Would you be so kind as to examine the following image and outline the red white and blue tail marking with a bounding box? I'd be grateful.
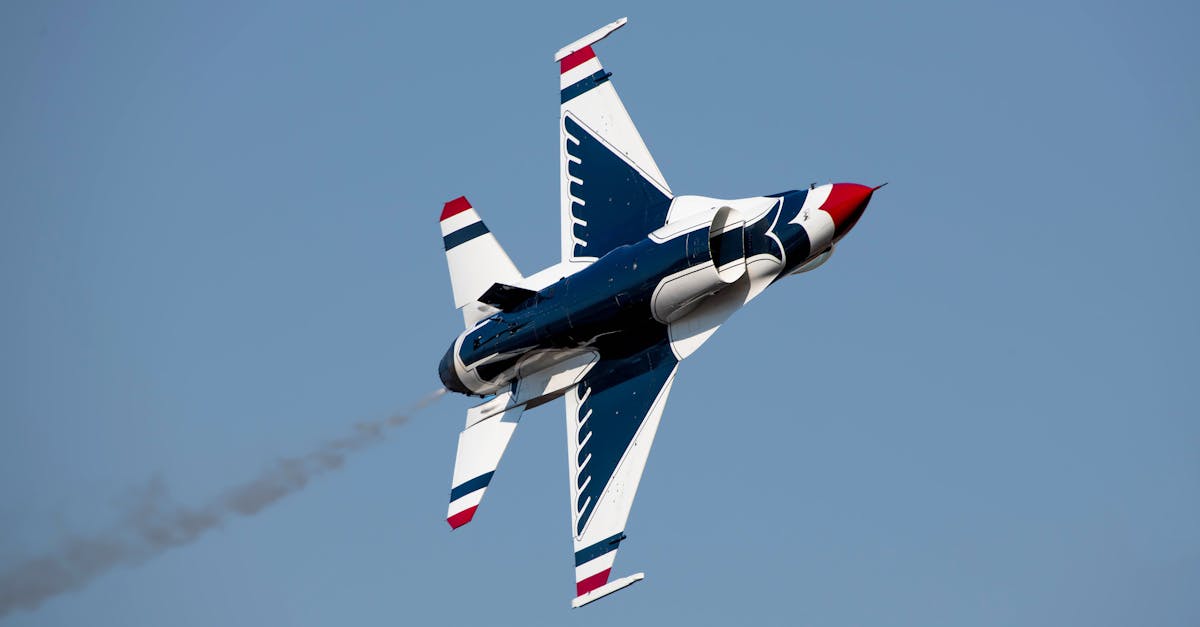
[439,196,523,326]
[559,46,606,103]
[440,197,488,248]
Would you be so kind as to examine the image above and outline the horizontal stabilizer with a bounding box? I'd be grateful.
[571,573,644,608]
[447,393,524,529]
[439,196,523,326]
[477,282,538,312]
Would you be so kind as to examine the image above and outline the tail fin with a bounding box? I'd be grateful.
[440,197,523,326]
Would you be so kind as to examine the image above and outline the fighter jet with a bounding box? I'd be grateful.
[437,17,880,607]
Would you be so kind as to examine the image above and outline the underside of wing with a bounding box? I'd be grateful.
[562,116,672,264]
[564,336,678,606]
[558,18,673,274]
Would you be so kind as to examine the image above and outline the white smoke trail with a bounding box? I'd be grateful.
[0,388,446,619]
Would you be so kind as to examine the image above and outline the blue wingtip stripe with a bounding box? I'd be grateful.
[560,70,611,104]
[574,531,626,566]
[443,222,490,251]
[449,471,494,502]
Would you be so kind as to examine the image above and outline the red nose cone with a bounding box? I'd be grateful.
[822,183,875,238]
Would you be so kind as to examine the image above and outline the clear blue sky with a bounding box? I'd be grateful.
[2,1,1197,625]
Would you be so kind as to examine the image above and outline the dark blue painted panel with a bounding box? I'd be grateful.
[455,224,706,371]
[442,221,490,251]
[572,338,676,535]
[769,191,815,277]
[574,531,626,566]
[560,70,611,104]
[564,115,672,261]
[450,471,494,501]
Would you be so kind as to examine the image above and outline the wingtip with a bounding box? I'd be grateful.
[554,17,630,62]
[447,505,478,529]
[571,572,645,608]
[441,196,472,221]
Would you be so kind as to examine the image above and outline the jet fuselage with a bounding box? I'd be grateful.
[439,184,876,396]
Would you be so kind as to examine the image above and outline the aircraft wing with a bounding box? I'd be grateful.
[564,337,678,607]
[558,18,673,275]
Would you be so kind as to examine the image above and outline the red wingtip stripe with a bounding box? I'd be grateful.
[441,196,472,221]
[447,506,478,529]
[575,568,612,596]
[560,46,596,74]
